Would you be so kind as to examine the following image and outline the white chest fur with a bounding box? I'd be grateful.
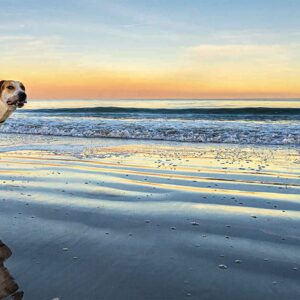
[0,101,15,124]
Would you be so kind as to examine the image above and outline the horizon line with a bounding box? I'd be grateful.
[28,97,300,101]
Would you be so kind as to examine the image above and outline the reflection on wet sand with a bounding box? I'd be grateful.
[0,136,300,299]
[0,241,23,300]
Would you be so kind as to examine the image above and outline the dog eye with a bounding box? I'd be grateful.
[7,86,14,90]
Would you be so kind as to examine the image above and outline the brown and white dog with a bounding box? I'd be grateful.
[0,80,27,124]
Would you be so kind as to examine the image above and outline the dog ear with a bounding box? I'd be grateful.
[0,80,5,96]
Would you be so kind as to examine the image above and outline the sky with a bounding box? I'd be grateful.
[0,0,300,99]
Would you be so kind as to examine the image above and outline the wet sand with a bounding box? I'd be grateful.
[0,134,299,300]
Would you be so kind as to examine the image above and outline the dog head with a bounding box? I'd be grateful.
[0,80,27,110]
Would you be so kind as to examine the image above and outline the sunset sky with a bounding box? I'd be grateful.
[0,0,300,99]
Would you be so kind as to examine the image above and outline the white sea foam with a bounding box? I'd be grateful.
[1,111,300,145]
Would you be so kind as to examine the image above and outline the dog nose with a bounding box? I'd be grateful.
[18,92,27,102]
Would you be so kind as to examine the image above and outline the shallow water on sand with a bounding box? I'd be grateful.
[0,134,299,300]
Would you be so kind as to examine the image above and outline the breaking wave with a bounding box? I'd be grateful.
[1,113,300,145]
[23,106,300,121]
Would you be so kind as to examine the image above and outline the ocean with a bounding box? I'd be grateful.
[1,99,300,145]
[1,99,300,300]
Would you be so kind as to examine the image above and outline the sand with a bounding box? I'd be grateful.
[0,133,299,300]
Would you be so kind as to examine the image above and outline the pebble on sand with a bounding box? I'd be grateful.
[218,264,228,270]
[190,221,199,226]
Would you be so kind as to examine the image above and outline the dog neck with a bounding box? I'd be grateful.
[0,101,15,124]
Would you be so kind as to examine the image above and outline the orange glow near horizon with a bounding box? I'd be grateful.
[2,66,300,100]
[1,40,300,100]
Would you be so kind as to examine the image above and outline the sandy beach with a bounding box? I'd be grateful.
[0,133,299,299]
[1,0,300,298]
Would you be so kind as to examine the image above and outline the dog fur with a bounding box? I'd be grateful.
[0,80,27,124]
[0,240,23,299]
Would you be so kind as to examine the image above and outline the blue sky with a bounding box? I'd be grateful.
[0,0,299,98]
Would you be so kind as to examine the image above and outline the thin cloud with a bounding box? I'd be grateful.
[0,35,63,62]
[190,44,284,56]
